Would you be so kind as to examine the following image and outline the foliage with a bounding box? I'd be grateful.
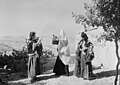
[72,0,120,41]
[0,48,55,82]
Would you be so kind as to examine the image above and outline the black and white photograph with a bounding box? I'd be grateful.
[0,0,120,85]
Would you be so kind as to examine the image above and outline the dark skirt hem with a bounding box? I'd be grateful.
[53,56,69,76]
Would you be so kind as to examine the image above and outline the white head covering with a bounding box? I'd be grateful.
[58,30,68,51]
[59,30,68,44]
[58,30,70,65]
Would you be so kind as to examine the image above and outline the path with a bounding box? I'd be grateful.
[8,65,120,85]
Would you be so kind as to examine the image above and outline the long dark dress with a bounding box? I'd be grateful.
[74,42,81,77]
[28,41,43,79]
[53,55,69,76]
[80,40,95,80]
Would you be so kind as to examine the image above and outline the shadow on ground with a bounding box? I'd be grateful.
[38,69,120,81]
[95,69,120,79]
[9,82,46,85]
[9,82,26,85]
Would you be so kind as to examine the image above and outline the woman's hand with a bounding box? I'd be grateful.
[60,52,64,55]
[58,51,64,56]
[28,53,35,56]
[80,47,88,51]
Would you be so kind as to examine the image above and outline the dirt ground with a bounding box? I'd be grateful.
[8,64,120,85]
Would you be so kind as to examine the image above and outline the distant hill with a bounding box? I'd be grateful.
[0,36,26,42]
[0,43,13,52]
[0,36,27,52]
[0,36,75,54]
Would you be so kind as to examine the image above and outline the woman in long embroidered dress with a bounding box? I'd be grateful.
[74,41,82,78]
[79,32,95,80]
[27,32,43,82]
[53,30,70,76]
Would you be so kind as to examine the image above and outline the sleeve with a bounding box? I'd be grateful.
[34,43,43,56]
[39,43,43,56]
[76,44,80,54]
[85,41,94,63]
[33,43,38,53]
[75,43,81,61]
[41,43,43,51]
[27,41,33,53]
[88,41,94,53]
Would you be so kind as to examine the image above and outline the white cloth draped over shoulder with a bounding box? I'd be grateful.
[58,30,71,65]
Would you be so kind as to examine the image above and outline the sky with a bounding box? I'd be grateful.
[0,0,91,38]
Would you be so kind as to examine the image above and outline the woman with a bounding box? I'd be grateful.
[79,32,95,80]
[27,32,43,83]
[53,30,70,76]
[74,41,81,78]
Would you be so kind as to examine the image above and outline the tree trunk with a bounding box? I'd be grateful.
[114,36,120,85]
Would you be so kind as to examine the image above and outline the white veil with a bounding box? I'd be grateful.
[58,30,71,65]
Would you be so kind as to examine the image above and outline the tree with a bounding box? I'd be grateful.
[72,0,120,85]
